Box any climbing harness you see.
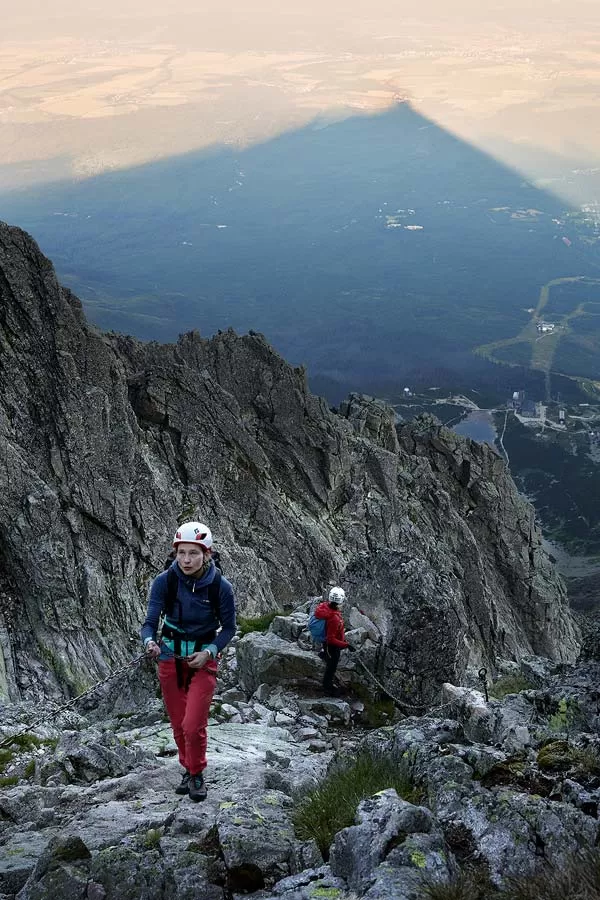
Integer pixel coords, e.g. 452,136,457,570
0,652,147,750
162,567,222,690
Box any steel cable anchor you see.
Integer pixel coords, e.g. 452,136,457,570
478,666,489,702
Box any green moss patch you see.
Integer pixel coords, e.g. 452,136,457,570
489,674,535,699
238,611,281,636
537,739,600,782
479,754,552,797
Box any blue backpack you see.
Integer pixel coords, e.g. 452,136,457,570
308,602,327,643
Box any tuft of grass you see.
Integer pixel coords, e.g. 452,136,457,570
0,775,19,787
576,744,600,776
142,828,162,851
9,733,44,751
489,674,535,699
0,733,52,769
1,734,58,775
537,741,600,783
547,697,580,736
537,739,577,772
0,748,15,771
504,849,600,900
24,759,36,779
537,740,600,778
424,850,600,900
292,750,421,858
238,611,280,637
421,871,499,899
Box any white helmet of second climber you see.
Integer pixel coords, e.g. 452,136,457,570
328,586,346,606
173,521,213,550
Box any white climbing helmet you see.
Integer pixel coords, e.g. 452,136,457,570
328,587,346,606
173,521,213,550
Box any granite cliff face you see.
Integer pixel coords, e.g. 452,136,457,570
0,222,580,702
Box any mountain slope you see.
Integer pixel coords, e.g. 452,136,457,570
0,221,579,702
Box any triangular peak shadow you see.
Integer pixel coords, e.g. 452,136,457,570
2,103,598,401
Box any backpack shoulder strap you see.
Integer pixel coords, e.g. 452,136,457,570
207,569,222,625
165,568,178,617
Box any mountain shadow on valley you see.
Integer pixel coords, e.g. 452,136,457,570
2,103,599,404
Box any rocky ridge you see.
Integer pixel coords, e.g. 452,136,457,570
0,610,598,900
0,221,579,707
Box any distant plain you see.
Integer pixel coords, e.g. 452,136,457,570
2,0,600,204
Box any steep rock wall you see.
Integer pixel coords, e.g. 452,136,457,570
0,222,580,702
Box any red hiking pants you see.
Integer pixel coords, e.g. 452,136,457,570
158,657,218,775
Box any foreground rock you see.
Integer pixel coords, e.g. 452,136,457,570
0,652,598,899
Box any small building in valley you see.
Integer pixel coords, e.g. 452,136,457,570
537,321,556,334
521,400,539,418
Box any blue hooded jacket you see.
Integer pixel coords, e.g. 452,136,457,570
141,560,236,659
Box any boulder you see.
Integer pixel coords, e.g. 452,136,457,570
0,831,53,896
330,789,446,894
374,716,600,888
363,832,451,899
215,791,315,892
15,835,92,900
348,607,381,642
440,683,532,751
236,633,323,693
238,865,346,900
269,615,309,643
37,729,158,786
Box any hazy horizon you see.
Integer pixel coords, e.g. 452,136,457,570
2,1,600,204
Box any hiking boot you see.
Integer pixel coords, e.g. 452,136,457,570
189,772,207,802
175,770,190,795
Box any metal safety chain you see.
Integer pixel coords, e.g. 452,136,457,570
352,652,462,719
0,623,483,750
0,652,147,750
299,596,472,718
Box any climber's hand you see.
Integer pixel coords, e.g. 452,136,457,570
145,640,161,660
187,650,211,669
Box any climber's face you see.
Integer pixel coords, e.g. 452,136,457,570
176,542,210,576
